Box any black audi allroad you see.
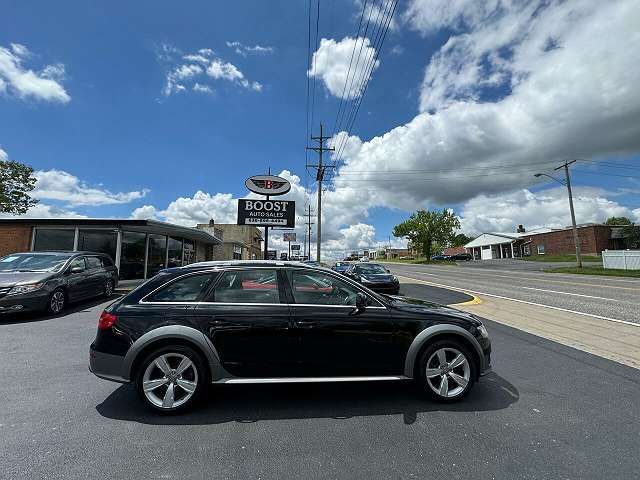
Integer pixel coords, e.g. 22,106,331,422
90,261,491,413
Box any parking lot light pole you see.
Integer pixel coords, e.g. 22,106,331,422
534,160,583,268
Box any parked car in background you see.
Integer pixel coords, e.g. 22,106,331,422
345,262,400,294
89,260,491,413
0,251,118,315
431,254,451,261
450,252,473,261
359,256,370,262
332,261,351,274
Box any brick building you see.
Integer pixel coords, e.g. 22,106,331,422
196,220,263,260
465,224,630,260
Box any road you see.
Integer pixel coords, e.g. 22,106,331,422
1,290,639,479
386,261,640,324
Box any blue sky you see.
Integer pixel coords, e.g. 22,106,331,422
1,0,639,256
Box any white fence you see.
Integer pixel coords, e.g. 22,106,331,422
602,250,640,270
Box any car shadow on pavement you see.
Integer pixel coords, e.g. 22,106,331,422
0,294,121,325
96,372,518,425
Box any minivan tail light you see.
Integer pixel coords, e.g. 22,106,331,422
98,311,117,330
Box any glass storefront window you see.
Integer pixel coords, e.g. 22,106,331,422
183,239,195,265
167,237,183,268
33,229,75,251
77,229,117,261
120,231,146,280
147,234,167,278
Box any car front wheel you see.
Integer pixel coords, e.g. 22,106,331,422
417,339,477,402
135,345,207,413
104,279,114,297
47,289,66,315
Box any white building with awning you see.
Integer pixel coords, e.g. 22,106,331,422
464,228,556,260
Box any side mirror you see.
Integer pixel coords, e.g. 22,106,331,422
355,292,368,312
386,269,391,273
69,266,84,274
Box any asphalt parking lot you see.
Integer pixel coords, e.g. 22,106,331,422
1,285,639,480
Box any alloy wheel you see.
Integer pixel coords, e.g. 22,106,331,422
142,353,199,410
49,291,65,314
424,347,471,398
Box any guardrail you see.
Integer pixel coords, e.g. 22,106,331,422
602,250,640,270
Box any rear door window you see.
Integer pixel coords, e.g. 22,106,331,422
146,273,216,302
208,269,281,304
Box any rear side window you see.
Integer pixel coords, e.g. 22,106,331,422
208,269,280,304
146,273,216,302
101,256,114,267
85,256,102,269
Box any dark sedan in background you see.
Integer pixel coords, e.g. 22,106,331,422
0,251,118,314
344,262,400,294
332,261,351,274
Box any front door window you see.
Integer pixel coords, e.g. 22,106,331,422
290,270,360,306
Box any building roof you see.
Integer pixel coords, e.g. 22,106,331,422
0,218,222,245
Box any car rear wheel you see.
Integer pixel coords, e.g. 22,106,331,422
135,345,207,413
47,289,66,315
417,339,477,403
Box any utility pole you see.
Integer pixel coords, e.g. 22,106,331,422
555,159,582,268
263,167,271,260
303,205,314,261
307,123,334,263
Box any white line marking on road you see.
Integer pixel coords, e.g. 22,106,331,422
392,265,640,291
520,286,630,302
395,274,640,328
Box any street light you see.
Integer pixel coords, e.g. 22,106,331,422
534,160,583,268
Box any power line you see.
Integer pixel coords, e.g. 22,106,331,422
328,0,398,181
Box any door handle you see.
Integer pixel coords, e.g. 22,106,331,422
295,320,317,328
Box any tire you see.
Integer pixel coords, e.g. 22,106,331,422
104,279,114,298
135,345,208,414
416,339,477,403
46,288,66,315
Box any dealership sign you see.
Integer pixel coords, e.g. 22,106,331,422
245,175,291,196
291,244,301,251
237,199,295,228
283,232,296,242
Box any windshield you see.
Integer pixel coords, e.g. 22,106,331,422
355,264,387,275
0,254,71,272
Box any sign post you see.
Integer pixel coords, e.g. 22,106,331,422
283,232,296,261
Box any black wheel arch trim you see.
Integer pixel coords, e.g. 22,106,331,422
403,324,487,379
122,325,231,382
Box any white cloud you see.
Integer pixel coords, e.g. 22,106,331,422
160,45,262,96
130,205,159,220
0,147,7,161
0,43,70,103
459,186,637,236
308,37,379,100
193,83,213,94
327,0,640,211
0,202,86,220
226,41,275,57
33,170,149,206
353,0,399,31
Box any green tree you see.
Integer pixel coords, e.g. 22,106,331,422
450,233,472,247
393,209,460,260
604,216,632,225
0,160,38,214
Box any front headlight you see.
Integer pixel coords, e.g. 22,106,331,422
392,276,399,283
7,283,45,296
477,324,489,338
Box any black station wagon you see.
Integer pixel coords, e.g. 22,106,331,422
90,261,491,413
